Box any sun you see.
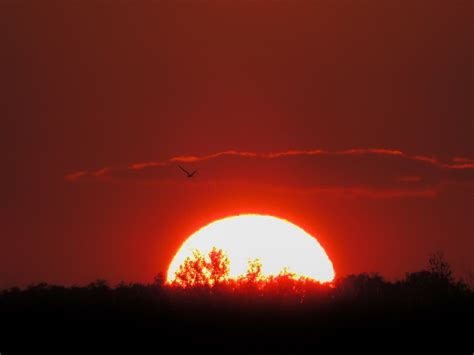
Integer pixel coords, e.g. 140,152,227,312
167,214,335,284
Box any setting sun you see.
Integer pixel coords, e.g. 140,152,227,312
167,215,335,284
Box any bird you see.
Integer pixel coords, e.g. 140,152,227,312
179,165,198,178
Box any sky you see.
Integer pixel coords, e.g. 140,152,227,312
1,0,473,288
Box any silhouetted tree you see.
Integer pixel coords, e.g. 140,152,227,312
336,273,387,299
208,248,230,285
245,258,263,283
428,251,453,282
87,279,110,290
153,272,165,287
172,248,230,287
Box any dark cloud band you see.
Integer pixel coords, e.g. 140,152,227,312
65,148,474,198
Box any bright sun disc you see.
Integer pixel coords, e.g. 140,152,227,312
167,214,335,283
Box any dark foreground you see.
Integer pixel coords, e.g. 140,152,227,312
1,271,472,354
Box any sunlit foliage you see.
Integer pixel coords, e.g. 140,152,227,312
170,247,327,296
172,248,231,287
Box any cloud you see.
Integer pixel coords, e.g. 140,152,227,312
65,148,474,198
65,171,88,182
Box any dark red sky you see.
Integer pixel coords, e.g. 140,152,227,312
1,0,473,288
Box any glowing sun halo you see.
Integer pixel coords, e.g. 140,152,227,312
167,215,335,284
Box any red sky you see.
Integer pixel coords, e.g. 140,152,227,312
1,0,473,288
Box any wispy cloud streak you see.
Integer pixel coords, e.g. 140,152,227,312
65,148,474,198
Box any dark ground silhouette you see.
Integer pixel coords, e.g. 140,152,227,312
1,253,472,354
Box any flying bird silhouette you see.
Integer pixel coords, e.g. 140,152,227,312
179,165,198,178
